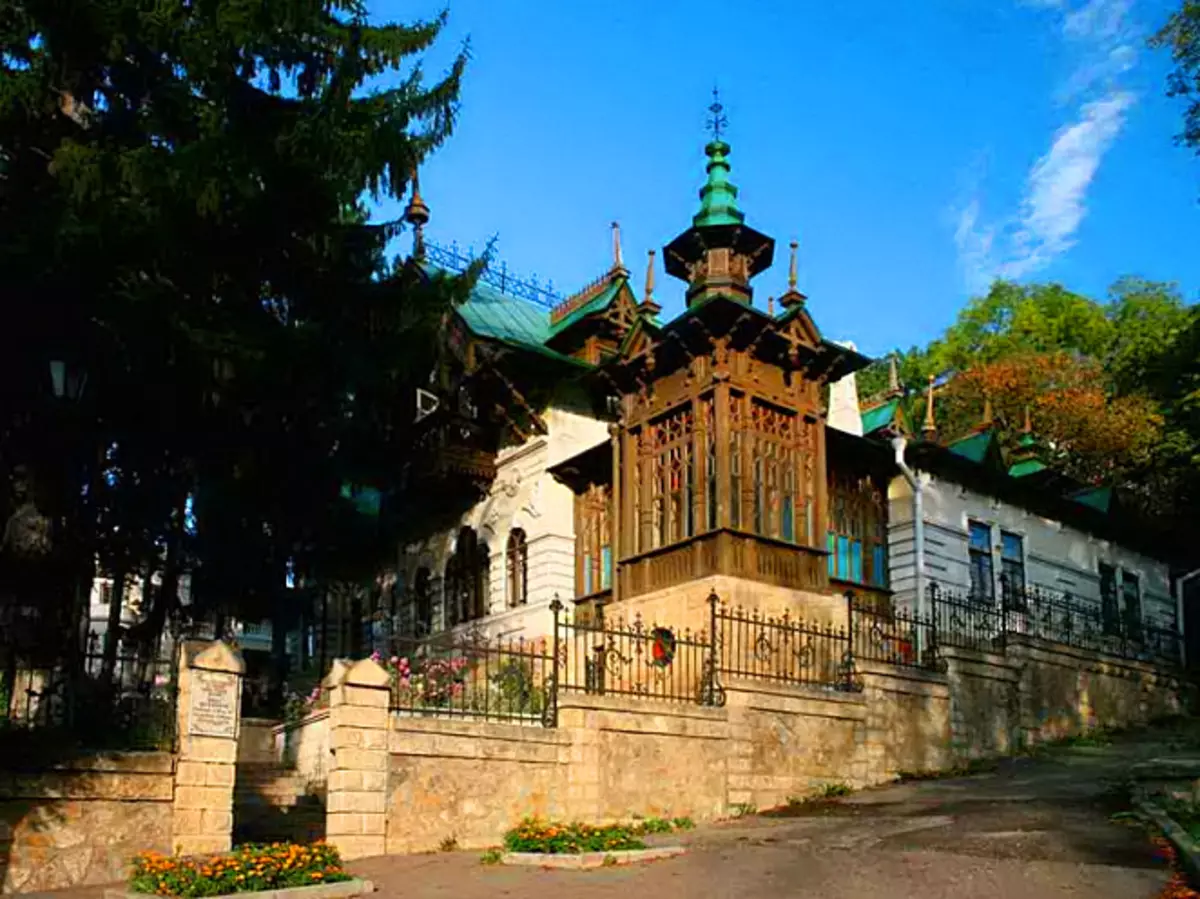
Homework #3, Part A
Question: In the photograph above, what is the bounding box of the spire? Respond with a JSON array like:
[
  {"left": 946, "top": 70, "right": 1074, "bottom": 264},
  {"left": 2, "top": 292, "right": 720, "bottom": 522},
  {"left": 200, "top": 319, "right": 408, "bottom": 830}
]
[
  {"left": 1021, "top": 405, "right": 1033, "bottom": 435},
  {"left": 923, "top": 375, "right": 937, "bottom": 440},
  {"left": 980, "top": 396, "right": 994, "bottom": 429},
  {"left": 640, "top": 249, "right": 661, "bottom": 316},
  {"left": 611, "top": 221, "right": 627, "bottom": 273},
  {"left": 662, "top": 92, "right": 774, "bottom": 308},
  {"left": 404, "top": 167, "right": 430, "bottom": 260},
  {"left": 887, "top": 355, "right": 902, "bottom": 398},
  {"left": 779, "top": 239, "right": 808, "bottom": 309}
]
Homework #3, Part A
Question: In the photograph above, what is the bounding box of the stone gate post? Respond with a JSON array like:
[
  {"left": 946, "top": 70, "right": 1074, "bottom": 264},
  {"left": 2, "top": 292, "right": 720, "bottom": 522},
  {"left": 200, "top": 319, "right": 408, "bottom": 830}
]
[
  {"left": 172, "top": 640, "right": 245, "bottom": 855},
  {"left": 324, "top": 658, "right": 390, "bottom": 860}
]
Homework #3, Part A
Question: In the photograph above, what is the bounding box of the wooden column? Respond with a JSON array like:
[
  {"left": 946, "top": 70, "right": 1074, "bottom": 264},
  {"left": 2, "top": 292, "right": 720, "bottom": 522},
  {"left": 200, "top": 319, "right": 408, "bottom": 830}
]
[
  {"left": 714, "top": 382, "right": 732, "bottom": 530},
  {"left": 814, "top": 416, "right": 829, "bottom": 548},
  {"left": 691, "top": 395, "right": 707, "bottom": 577},
  {"left": 639, "top": 429, "right": 654, "bottom": 553}
]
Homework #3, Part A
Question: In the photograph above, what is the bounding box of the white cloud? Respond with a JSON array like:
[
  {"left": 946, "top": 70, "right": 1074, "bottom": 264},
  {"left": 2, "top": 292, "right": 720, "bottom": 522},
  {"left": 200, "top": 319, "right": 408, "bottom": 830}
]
[{"left": 953, "top": 0, "right": 1139, "bottom": 291}]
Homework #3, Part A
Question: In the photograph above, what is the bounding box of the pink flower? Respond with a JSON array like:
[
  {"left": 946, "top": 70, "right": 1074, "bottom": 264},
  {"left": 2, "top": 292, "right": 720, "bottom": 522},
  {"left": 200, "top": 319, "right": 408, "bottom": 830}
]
[
  {"left": 369, "top": 650, "right": 382, "bottom": 662},
  {"left": 389, "top": 656, "right": 399, "bottom": 665}
]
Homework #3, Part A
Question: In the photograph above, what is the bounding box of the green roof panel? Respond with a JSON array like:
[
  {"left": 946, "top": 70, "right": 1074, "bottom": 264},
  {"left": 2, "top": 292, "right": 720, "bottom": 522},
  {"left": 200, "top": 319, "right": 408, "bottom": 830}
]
[
  {"left": 458, "top": 279, "right": 550, "bottom": 349},
  {"left": 547, "top": 278, "right": 623, "bottom": 337},
  {"left": 1070, "top": 485, "right": 1114, "bottom": 513},
  {"left": 861, "top": 399, "right": 899, "bottom": 435},
  {"left": 1008, "top": 458, "right": 1049, "bottom": 479},
  {"left": 947, "top": 430, "right": 994, "bottom": 464}
]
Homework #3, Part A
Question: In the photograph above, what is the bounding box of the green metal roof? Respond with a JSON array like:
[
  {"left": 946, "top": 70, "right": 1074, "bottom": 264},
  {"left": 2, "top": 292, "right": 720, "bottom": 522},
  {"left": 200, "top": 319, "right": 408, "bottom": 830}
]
[
  {"left": 547, "top": 278, "right": 624, "bottom": 337},
  {"left": 947, "top": 430, "right": 995, "bottom": 464},
  {"left": 1008, "top": 457, "right": 1049, "bottom": 478},
  {"left": 1070, "top": 485, "right": 1114, "bottom": 513},
  {"left": 861, "top": 399, "right": 900, "bottom": 435},
  {"left": 693, "top": 140, "right": 745, "bottom": 229},
  {"left": 457, "top": 278, "right": 550, "bottom": 348}
]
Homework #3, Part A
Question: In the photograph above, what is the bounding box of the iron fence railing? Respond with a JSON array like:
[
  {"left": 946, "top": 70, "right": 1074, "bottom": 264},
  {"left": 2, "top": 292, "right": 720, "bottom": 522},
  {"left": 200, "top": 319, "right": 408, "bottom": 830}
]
[
  {"left": 385, "top": 629, "right": 556, "bottom": 726},
  {"left": 930, "top": 580, "right": 1182, "bottom": 666},
  {"left": 847, "top": 591, "right": 940, "bottom": 671},
  {"left": 557, "top": 605, "right": 712, "bottom": 705},
  {"left": 928, "top": 582, "right": 1009, "bottom": 653},
  {"left": 1, "top": 610, "right": 180, "bottom": 750},
  {"left": 716, "top": 605, "right": 860, "bottom": 691}
]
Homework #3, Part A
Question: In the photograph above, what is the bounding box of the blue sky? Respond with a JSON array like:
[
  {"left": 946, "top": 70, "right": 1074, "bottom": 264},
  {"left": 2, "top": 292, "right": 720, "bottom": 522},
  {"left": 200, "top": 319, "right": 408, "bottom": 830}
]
[{"left": 370, "top": 0, "right": 1199, "bottom": 358}]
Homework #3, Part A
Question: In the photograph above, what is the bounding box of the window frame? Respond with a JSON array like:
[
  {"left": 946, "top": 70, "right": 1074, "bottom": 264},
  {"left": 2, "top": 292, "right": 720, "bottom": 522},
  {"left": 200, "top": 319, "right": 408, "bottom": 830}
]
[{"left": 967, "top": 519, "right": 995, "bottom": 605}]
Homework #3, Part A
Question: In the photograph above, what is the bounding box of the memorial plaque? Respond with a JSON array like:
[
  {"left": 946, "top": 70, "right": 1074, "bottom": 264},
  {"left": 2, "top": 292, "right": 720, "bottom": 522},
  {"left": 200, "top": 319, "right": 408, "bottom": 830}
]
[{"left": 187, "top": 669, "right": 239, "bottom": 738}]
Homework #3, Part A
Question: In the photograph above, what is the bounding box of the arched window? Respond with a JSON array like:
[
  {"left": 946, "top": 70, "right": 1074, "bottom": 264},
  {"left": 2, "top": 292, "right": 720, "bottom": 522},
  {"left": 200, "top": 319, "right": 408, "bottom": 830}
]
[
  {"left": 413, "top": 568, "right": 432, "bottom": 636},
  {"left": 507, "top": 529, "right": 528, "bottom": 607},
  {"left": 444, "top": 528, "right": 490, "bottom": 625}
]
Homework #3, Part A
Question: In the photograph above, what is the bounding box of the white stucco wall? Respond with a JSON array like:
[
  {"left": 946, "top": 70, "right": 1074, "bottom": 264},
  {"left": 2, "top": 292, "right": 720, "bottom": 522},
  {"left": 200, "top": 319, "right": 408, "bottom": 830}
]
[
  {"left": 887, "top": 473, "right": 1175, "bottom": 629},
  {"left": 396, "top": 403, "right": 608, "bottom": 640}
]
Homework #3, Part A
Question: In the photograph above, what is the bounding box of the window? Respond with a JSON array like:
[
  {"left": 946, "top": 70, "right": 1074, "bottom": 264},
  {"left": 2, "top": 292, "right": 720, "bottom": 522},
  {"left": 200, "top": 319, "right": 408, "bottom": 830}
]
[
  {"left": 968, "top": 521, "right": 994, "bottom": 604},
  {"left": 999, "top": 531, "right": 1025, "bottom": 608},
  {"left": 1099, "top": 563, "right": 1119, "bottom": 636},
  {"left": 1122, "top": 570, "right": 1142, "bottom": 640},
  {"left": 826, "top": 470, "right": 887, "bottom": 587},
  {"left": 576, "top": 485, "right": 611, "bottom": 597},
  {"left": 444, "top": 528, "right": 489, "bottom": 626},
  {"left": 506, "top": 529, "right": 528, "bottom": 608}
]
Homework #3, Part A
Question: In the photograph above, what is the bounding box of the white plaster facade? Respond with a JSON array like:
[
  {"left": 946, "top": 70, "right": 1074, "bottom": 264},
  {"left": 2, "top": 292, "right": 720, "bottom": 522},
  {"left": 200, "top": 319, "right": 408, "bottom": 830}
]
[
  {"left": 887, "top": 472, "right": 1176, "bottom": 631},
  {"left": 395, "top": 404, "right": 608, "bottom": 641}
]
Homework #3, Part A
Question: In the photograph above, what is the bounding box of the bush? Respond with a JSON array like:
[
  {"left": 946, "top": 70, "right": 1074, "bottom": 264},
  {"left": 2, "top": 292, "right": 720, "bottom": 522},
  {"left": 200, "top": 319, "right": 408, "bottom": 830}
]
[
  {"left": 503, "top": 819, "right": 646, "bottom": 854},
  {"left": 130, "top": 843, "right": 351, "bottom": 897}
]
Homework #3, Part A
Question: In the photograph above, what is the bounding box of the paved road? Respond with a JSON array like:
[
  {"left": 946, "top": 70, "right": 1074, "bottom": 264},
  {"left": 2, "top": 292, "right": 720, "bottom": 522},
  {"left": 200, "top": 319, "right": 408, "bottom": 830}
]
[{"left": 351, "top": 726, "right": 1195, "bottom": 899}]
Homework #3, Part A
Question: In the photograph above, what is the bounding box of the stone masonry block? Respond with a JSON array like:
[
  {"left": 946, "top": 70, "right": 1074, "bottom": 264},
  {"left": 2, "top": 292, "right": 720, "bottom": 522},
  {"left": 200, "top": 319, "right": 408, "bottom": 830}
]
[
  {"left": 327, "top": 791, "right": 386, "bottom": 814},
  {"left": 361, "top": 770, "right": 387, "bottom": 793},
  {"left": 172, "top": 809, "right": 203, "bottom": 836},
  {"left": 331, "top": 705, "right": 389, "bottom": 730},
  {"left": 329, "top": 835, "right": 385, "bottom": 861},
  {"left": 174, "top": 835, "right": 231, "bottom": 857},
  {"left": 341, "top": 685, "right": 389, "bottom": 709},
  {"left": 174, "top": 761, "right": 208, "bottom": 786},
  {"left": 200, "top": 809, "right": 233, "bottom": 834},
  {"left": 361, "top": 813, "right": 386, "bottom": 836},
  {"left": 327, "top": 813, "right": 364, "bottom": 836},
  {"left": 327, "top": 770, "right": 362, "bottom": 792},
  {"left": 174, "top": 785, "right": 232, "bottom": 811},
  {"left": 361, "top": 729, "right": 388, "bottom": 751},
  {"left": 332, "top": 728, "right": 364, "bottom": 750},
  {"left": 333, "top": 748, "right": 387, "bottom": 772},
  {"left": 205, "top": 765, "right": 236, "bottom": 787},
  {"left": 181, "top": 736, "right": 237, "bottom": 764}
]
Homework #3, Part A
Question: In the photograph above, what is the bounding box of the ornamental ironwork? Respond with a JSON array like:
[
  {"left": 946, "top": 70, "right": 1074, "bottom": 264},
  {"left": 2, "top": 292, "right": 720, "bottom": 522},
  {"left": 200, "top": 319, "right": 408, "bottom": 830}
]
[{"left": 425, "top": 240, "right": 563, "bottom": 310}]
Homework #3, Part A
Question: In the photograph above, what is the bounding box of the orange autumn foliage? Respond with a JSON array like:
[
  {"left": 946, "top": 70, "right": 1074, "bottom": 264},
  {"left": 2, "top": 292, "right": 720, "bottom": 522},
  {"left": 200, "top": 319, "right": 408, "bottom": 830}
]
[{"left": 939, "top": 352, "right": 1162, "bottom": 485}]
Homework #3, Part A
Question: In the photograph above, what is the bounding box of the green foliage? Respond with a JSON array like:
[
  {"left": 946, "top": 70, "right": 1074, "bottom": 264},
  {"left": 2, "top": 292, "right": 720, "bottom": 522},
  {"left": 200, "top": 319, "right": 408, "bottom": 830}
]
[
  {"left": 479, "top": 848, "right": 503, "bottom": 865},
  {"left": 1151, "top": 1, "right": 1200, "bottom": 160},
  {"left": 504, "top": 819, "right": 646, "bottom": 854},
  {"left": 0, "top": 0, "right": 474, "bottom": 663},
  {"left": 129, "top": 843, "right": 349, "bottom": 897}
]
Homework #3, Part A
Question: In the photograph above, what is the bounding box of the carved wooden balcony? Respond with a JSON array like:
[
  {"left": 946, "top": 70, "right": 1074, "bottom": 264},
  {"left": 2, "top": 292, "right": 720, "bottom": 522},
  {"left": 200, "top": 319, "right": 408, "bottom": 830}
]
[{"left": 618, "top": 528, "right": 828, "bottom": 600}]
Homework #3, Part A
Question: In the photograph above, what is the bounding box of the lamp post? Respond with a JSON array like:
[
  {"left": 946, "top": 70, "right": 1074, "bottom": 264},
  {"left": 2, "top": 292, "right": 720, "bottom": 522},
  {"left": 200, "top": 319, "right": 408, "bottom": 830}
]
[{"left": 47, "top": 357, "right": 90, "bottom": 699}]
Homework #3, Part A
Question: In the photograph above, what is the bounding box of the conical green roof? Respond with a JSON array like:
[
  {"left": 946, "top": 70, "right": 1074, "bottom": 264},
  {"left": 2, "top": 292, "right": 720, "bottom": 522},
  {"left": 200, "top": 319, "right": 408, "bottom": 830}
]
[{"left": 693, "top": 140, "right": 745, "bottom": 229}]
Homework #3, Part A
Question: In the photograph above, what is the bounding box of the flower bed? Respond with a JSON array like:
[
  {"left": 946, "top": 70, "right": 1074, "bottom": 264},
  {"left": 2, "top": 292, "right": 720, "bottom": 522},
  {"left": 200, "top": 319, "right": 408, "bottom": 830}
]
[
  {"left": 130, "top": 843, "right": 351, "bottom": 897},
  {"left": 502, "top": 817, "right": 694, "bottom": 855}
]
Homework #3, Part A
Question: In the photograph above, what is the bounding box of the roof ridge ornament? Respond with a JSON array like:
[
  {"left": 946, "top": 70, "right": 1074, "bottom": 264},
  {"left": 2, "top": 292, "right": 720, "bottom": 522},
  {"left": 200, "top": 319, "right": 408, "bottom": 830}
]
[
  {"left": 611, "top": 221, "right": 627, "bottom": 273},
  {"left": 404, "top": 166, "right": 431, "bottom": 260},
  {"left": 640, "top": 249, "right": 661, "bottom": 317},
  {"left": 923, "top": 375, "right": 937, "bottom": 440},
  {"left": 706, "top": 86, "right": 728, "bottom": 142}
]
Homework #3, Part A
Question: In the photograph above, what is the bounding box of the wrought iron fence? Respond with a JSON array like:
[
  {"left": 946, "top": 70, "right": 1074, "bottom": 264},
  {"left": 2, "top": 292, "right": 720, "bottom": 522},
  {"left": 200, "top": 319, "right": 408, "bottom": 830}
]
[
  {"left": 1, "top": 609, "right": 179, "bottom": 750},
  {"left": 556, "top": 601, "right": 714, "bottom": 705},
  {"left": 847, "top": 591, "right": 940, "bottom": 671},
  {"left": 385, "top": 628, "right": 556, "bottom": 725},
  {"left": 715, "top": 604, "right": 860, "bottom": 692},
  {"left": 930, "top": 580, "right": 1183, "bottom": 666},
  {"left": 928, "top": 582, "right": 1008, "bottom": 653}
]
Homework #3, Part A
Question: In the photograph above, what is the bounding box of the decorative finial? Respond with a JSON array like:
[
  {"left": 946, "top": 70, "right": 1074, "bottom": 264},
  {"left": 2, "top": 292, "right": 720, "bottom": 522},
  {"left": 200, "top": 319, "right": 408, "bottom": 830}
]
[
  {"left": 887, "top": 355, "right": 901, "bottom": 397},
  {"left": 788, "top": 240, "right": 799, "bottom": 291},
  {"left": 980, "top": 396, "right": 994, "bottom": 429},
  {"left": 640, "top": 249, "right": 661, "bottom": 316},
  {"left": 404, "top": 166, "right": 430, "bottom": 260},
  {"left": 1022, "top": 405, "right": 1033, "bottom": 434},
  {"left": 706, "top": 87, "right": 727, "bottom": 142},
  {"left": 923, "top": 375, "right": 937, "bottom": 440},
  {"left": 611, "top": 221, "right": 625, "bottom": 271},
  {"left": 768, "top": 295, "right": 775, "bottom": 316}
]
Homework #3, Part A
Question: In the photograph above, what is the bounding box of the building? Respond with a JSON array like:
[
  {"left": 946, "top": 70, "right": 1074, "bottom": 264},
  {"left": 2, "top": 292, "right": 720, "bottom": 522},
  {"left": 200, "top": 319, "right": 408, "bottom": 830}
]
[{"left": 359, "top": 128, "right": 1184, "bottom": 666}]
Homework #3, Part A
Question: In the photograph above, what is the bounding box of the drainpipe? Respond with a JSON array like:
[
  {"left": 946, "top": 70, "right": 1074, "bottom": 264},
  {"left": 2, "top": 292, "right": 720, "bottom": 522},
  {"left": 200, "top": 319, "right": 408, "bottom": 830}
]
[
  {"left": 890, "top": 435, "right": 925, "bottom": 624},
  {"left": 1176, "top": 568, "right": 1200, "bottom": 669}
]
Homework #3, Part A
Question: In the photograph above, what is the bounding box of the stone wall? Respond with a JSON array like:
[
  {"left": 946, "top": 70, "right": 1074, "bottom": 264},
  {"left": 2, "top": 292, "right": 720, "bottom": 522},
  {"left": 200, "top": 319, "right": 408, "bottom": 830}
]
[
  {"left": 0, "top": 753, "right": 174, "bottom": 894},
  {"left": 386, "top": 716, "right": 569, "bottom": 853},
  {"left": 320, "top": 633, "right": 1186, "bottom": 861}
]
